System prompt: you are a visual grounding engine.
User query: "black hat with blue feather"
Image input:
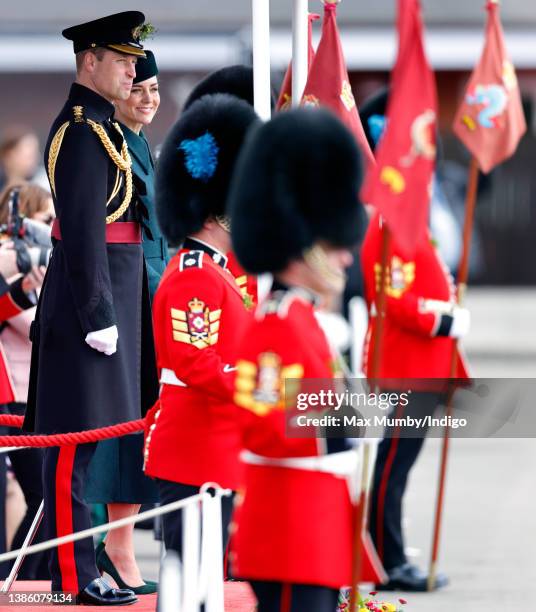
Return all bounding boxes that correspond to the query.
[155,93,260,245]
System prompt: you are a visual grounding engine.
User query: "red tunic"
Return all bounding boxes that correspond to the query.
[231,288,384,589]
[143,245,252,490]
[0,277,35,404]
[361,213,469,379]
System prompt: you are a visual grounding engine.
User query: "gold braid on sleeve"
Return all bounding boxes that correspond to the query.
[47,122,70,197]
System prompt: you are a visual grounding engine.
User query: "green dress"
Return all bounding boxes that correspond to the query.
[85,125,168,504]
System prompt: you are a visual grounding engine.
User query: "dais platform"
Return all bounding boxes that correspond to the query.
[0,581,256,611]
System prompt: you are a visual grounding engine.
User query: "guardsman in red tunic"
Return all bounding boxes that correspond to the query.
[360,89,470,591]
[227,108,384,612]
[143,93,259,556]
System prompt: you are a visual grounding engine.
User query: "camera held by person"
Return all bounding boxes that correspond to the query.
[0,186,52,275]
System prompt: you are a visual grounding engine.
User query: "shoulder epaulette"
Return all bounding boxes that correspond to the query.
[179,250,204,271]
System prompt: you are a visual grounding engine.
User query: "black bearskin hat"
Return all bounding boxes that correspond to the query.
[156,93,259,245]
[229,107,366,274]
[183,64,275,111]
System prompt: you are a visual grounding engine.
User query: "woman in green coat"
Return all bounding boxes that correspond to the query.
[85,50,167,594]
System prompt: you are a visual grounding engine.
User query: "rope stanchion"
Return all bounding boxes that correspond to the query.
[0,417,145,448]
[0,489,232,565]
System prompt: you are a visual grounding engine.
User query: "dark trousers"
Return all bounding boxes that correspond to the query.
[43,442,99,592]
[157,480,234,558]
[5,403,48,579]
[250,581,339,612]
[369,392,442,570]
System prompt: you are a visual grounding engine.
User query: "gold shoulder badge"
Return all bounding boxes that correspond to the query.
[171,298,221,349]
[72,105,85,123]
[234,352,304,417]
[374,256,415,299]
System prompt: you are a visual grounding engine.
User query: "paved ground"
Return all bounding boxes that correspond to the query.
[130,287,536,611]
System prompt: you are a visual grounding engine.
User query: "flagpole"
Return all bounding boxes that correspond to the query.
[349,219,390,611]
[428,155,479,591]
[252,0,272,120]
[291,0,309,106]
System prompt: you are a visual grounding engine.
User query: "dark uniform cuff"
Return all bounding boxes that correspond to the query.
[436,314,454,337]
[78,294,117,334]
[9,277,37,310]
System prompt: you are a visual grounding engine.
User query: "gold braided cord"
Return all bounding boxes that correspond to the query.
[86,119,131,172]
[85,119,133,224]
[106,168,122,206]
[47,115,133,225]
[47,121,70,197]
[105,166,132,224]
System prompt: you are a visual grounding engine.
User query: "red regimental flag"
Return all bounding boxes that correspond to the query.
[276,13,320,111]
[361,0,437,257]
[452,1,526,174]
[300,2,375,169]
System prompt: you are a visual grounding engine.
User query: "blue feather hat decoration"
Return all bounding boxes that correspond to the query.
[155,93,260,245]
[178,132,220,183]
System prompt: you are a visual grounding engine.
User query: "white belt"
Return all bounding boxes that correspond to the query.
[160,364,236,388]
[240,449,360,478]
[160,368,187,387]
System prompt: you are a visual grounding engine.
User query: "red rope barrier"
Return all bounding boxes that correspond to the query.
[0,415,24,428]
[0,416,145,447]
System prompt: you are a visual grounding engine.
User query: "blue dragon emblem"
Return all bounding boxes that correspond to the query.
[465,84,507,129]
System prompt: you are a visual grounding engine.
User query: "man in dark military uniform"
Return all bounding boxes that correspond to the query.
[23,12,158,605]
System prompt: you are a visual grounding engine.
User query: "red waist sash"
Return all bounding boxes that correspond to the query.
[52,220,141,244]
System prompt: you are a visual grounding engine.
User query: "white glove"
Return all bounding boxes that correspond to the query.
[85,325,118,356]
[449,307,471,339]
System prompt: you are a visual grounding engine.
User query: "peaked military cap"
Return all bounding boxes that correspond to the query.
[62,11,147,57]
[156,93,260,246]
[229,107,367,274]
[133,50,158,84]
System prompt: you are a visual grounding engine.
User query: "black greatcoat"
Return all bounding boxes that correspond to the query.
[24,83,158,435]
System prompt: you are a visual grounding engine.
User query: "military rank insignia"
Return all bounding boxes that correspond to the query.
[374,256,415,299]
[234,352,304,417]
[170,298,221,349]
[179,250,203,270]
